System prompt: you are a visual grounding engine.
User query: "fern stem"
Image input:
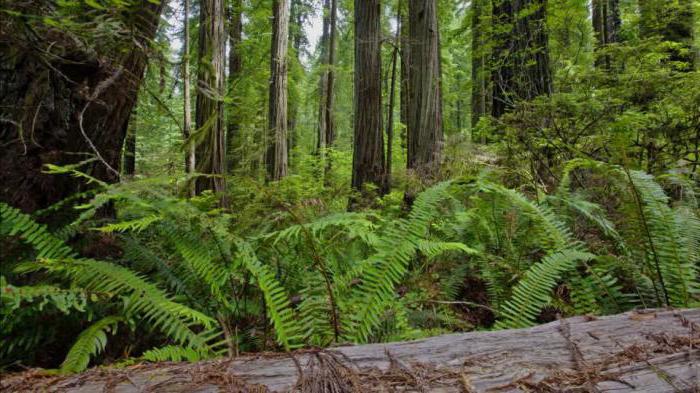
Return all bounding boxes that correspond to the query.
[624,168,669,306]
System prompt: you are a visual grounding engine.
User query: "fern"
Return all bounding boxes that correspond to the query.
[233,240,303,350]
[495,250,595,329]
[60,316,122,373]
[141,345,210,362]
[343,182,472,343]
[34,258,218,349]
[0,203,75,260]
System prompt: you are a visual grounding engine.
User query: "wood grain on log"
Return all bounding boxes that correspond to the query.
[2,309,698,392]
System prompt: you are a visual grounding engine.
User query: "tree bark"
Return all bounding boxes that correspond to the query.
[6,309,698,392]
[471,0,490,131]
[491,0,552,118]
[640,0,696,71]
[592,0,620,68]
[351,0,386,205]
[195,0,227,199]
[0,0,164,213]
[406,0,443,189]
[385,4,400,189]
[183,0,196,179]
[399,1,410,151]
[266,0,290,181]
[226,0,243,173]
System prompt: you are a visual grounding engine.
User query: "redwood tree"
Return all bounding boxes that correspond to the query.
[316,0,338,153]
[0,0,164,213]
[195,0,227,197]
[592,0,620,68]
[226,0,243,172]
[471,0,490,128]
[407,0,443,185]
[266,0,290,181]
[491,0,552,118]
[351,0,386,203]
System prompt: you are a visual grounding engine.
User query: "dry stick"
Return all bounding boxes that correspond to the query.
[78,67,123,180]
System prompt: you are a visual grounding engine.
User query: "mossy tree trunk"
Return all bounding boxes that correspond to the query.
[0,0,164,213]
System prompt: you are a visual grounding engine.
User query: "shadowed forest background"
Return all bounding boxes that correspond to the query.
[1,0,699,375]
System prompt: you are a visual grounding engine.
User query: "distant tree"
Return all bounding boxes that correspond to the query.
[317,0,338,155]
[640,0,696,70]
[124,119,137,176]
[266,0,290,181]
[195,0,227,198]
[399,0,410,150]
[385,1,401,188]
[0,0,164,212]
[406,0,443,193]
[592,0,620,68]
[351,0,386,205]
[471,0,490,129]
[226,0,243,172]
[491,0,552,118]
[183,0,195,177]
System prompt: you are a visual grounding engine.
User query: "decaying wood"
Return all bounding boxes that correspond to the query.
[2,309,698,392]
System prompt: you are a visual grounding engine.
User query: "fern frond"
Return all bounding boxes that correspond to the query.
[495,250,595,329]
[60,316,122,373]
[344,182,460,343]
[36,258,217,349]
[0,203,75,259]
[141,345,210,363]
[233,240,303,350]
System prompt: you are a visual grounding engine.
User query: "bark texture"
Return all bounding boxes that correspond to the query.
[4,309,698,392]
[407,0,443,184]
[491,0,552,118]
[351,0,386,203]
[195,0,227,196]
[266,0,290,181]
[0,0,163,213]
[592,0,620,68]
[226,0,243,173]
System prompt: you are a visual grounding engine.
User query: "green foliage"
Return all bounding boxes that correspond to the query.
[60,316,123,374]
[495,250,594,329]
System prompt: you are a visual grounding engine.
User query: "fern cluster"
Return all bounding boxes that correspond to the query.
[1,158,697,373]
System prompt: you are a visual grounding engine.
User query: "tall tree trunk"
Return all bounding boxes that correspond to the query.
[0,0,164,213]
[491,0,552,118]
[385,3,400,189]
[183,0,195,178]
[351,0,386,205]
[399,1,410,151]
[226,0,243,172]
[471,0,490,131]
[195,0,227,199]
[317,0,337,169]
[316,0,331,153]
[640,0,696,70]
[266,0,290,181]
[592,0,620,68]
[406,0,443,189]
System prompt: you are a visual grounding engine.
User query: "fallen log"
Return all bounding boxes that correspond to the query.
[2,308,698,392]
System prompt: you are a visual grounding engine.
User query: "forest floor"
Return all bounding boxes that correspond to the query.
[2,308,698,392]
